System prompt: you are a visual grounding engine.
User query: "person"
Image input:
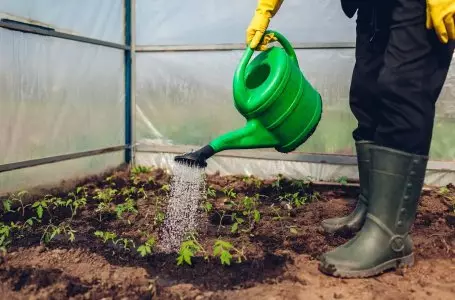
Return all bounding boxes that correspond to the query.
[246,0,455,278]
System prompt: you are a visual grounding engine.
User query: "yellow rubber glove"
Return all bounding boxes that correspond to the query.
[246,0,284,50]
[426,0,455,44]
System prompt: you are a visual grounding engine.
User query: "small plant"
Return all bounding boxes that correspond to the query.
[438,186,450,196]
[310,191,321,202]
[154,211,165,226]
[94,188,118,221]
[0,222,12,254]
[230,195,262,233]
[105,176,117,187]
[176,233,208,266]
[291,177,312,189]
[66,188,88,218]
[161,184,170,193]
[337,176,349,185]
[32,196,53,220]
[115,198,138,219]
[279,192,308,208]
[242,176,262,189]
[212,240,246,266]
[116,237,136,251]
[201,201,213,214]
[94,230,117,243]
[3,190,30,216]
[272,174,285,190]
[132,165,152,175]
[137,237,156,257]
[230,213,245,233]
[222,187,237,199]
[206,187,217,198]
[93,231,135,250]
[42,222,76,244]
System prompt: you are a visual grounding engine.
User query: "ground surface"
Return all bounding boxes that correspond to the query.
[0,167,454,300]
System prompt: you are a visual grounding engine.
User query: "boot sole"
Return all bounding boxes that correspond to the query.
[318,253,414,278]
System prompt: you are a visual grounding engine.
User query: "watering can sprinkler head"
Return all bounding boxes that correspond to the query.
[174,145,215,168]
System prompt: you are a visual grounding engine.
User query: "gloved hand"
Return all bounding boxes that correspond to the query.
[246,0,284,50]
[426,0,455,44]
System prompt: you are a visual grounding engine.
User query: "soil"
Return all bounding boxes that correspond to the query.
[0,166,454,300]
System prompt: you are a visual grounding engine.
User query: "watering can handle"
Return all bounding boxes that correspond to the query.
[234,30,300,99]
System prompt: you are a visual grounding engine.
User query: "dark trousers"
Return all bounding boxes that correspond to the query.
[349,0,454,156]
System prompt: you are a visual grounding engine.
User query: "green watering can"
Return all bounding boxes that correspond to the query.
[175,30,323,168]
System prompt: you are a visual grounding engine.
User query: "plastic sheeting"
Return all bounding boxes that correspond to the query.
[0,152,123,194]
[0,0,123,43]
[136,49,358,155]
[136,0,356,45]
[136,48,455,160]
[0,28,125,165]
[136,152,455,187]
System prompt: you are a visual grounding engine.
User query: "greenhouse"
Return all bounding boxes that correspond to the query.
[0,0,454,299]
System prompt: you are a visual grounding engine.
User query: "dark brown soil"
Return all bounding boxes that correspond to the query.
[0,167,454,300]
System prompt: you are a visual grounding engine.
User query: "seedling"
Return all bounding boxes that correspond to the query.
[0,222,12,254]
[161,184,170,193]
[230,213,245,234]
[115,198,138,219]
[337,176,349,185]
[242,176,262,189]
[310,191,321,202]
[94,188,118,221]
[4,190,30,216]
[93,231,135,250]
[176,233,208,266]
[242,195,261,224]
[291,177,312,189]
[438,186,450,196]
[201,201,213,214]
[279,192,308,208]
[117,237,136,251]
[132,165,152,175]
[42,222,76,244]
[154,211,165,226]
[105,176,117,187]
[213,240,246,265]
[206,187,217,198]
[32,196,53,220]
[94,230,117,243]
[222,187,237,199]
[272,174,285,190]
[137,237,156,257]
[66,189,88,218]
[270,204,285,229]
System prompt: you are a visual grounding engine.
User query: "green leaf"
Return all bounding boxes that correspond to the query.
[220,251,232,265]
[231,222,238,233]
[2,200,11,212]
[254,210,261,222]
[36,206,44,219]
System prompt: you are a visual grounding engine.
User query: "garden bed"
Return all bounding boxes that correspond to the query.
[0,166,454,299]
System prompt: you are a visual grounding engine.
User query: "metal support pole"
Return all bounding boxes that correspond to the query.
[124,0,136,165]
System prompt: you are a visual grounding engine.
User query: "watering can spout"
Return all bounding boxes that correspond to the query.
[174,120,279,168]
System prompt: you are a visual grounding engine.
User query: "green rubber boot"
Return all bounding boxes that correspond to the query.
[319,145,428,278]
[321,141,373,234]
